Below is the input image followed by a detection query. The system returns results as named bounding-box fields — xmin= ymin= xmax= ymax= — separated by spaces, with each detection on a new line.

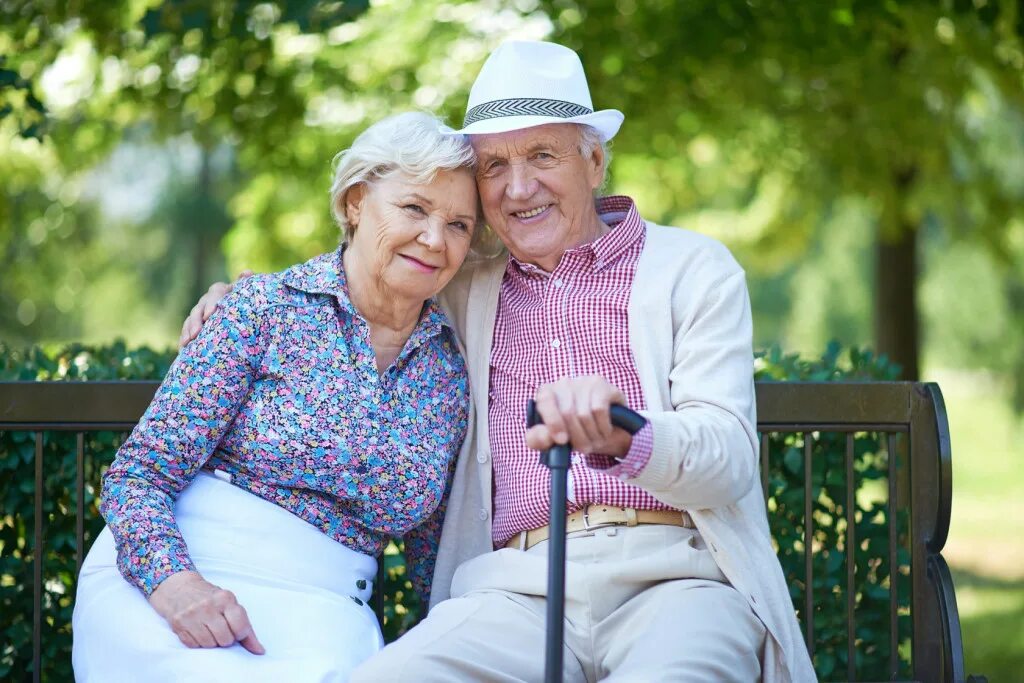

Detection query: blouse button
xmin=478 ymin=508 xmax=489 ymax=521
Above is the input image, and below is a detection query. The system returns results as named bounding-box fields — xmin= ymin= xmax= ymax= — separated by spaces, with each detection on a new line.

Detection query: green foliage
xmin=757 ymin=342 xmax=911 ymax=679
xmin=0 ymin=341 xmax=176 ymax=679
xmin=755 ymin=339 xmax=903 ymax=382
xmin=2 ymin=341 xmax=917 ymax=679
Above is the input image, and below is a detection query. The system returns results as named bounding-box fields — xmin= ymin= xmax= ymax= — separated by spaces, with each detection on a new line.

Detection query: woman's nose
xmin=419 ymin=219 xmax=445 ymax=250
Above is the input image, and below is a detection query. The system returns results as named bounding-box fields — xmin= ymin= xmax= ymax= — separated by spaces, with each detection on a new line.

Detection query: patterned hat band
xmin=463 ymin=97 xmax=594 ymax=127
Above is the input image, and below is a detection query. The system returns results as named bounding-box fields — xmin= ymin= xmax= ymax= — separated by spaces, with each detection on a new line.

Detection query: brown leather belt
xmin=504 ymin=505 xmax=695 ymax=551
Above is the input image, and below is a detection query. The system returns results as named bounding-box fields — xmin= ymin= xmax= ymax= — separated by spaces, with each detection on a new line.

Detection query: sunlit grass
xmin=929 ymin=369 xmax=1024 ymax=679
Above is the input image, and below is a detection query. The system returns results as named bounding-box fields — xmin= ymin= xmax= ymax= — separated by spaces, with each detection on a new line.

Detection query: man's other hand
xmin=178 ymin=271 xmax=253 ymax=347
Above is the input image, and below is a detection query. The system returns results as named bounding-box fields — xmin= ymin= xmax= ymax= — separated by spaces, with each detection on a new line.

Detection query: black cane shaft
xmin=524 ymin=399 xmax=646 ymax=683
xmin=545 ymin=457 xmax=569 ymax=683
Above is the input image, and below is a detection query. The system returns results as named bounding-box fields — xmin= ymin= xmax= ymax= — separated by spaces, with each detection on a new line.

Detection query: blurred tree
xmin=3 ymin=0 xmax=1022 ymax=391
xmin=0 ymin=0 xmax=546 ymax=343
xmin=544 ymin=0 xmax=1024 ymax=380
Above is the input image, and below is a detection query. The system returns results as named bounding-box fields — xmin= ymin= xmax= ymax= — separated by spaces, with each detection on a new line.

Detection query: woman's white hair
xmin=329 ymin=111 xmax=478 ymax=241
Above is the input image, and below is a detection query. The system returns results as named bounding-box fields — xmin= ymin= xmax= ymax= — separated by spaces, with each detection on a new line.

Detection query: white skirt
xmin=72 ymin=471 xmax=384 ymax=682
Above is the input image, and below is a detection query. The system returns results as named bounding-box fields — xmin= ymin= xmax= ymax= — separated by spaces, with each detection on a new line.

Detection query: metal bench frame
xmin=0 ymin=380 xmax=975 ymax=682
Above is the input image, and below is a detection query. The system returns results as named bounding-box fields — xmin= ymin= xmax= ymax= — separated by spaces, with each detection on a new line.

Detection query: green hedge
xmin=1 ymin=340 xmax=906 ymax=681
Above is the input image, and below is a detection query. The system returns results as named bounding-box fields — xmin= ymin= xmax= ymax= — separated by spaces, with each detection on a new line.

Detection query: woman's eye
xmin=403 ymin=204 xmax=425 ymax=214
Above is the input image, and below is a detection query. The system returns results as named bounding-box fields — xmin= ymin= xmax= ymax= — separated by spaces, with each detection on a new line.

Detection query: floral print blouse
xmin=100 ymin=247 xmax=469 ymax=604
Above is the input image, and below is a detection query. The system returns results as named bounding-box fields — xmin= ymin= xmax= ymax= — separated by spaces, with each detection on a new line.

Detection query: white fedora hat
xmin=454 ymin=40 xmax=624 ymax=141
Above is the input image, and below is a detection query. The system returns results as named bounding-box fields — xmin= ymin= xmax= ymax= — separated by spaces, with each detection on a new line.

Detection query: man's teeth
xmin=514 ymin=205 xmax=549 ymax=219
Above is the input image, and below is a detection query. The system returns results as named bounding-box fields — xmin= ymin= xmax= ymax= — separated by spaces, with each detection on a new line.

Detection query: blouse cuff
xmin=135 ymin=548 xmax=198 ymax=597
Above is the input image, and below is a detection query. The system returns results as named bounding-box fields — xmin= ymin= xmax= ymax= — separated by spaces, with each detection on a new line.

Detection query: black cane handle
xmin=526 ymin=399 xmax=647 ymax=435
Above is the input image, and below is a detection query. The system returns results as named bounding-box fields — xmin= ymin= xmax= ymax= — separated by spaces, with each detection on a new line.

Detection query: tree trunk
xmin=191 ymin=148 xmax=212 ymax=307
xmin=873 ymin=168 xmax=920 ymax=380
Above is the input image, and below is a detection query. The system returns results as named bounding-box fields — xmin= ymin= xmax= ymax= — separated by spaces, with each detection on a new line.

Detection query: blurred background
xmin=2 ymin=0 xmax=1022 ymax=677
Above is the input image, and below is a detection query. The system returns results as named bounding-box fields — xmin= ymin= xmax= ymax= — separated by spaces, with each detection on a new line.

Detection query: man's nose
xmin=505 ymin=162 xmax=537 ymax=201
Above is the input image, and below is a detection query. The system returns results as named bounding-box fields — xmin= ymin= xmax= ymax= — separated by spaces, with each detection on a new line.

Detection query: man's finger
xmin=571 ymin=391 xmax=607 ymax=449
xmin=201 ymin=300 xmax=217 ymax=321
xmin=534 ymin=391 xmax=569 ymax=444
xmin=588 ymin=391 xmax=615 ymax=437
xmin=525 ymin=425 xmax=555 ymax=451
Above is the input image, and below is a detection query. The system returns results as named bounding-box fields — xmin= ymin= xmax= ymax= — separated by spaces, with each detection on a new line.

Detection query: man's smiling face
xmin=471 ymin=123 xmax=605 ymax=271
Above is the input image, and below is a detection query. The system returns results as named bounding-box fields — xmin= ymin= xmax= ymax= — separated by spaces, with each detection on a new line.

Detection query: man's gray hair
xmin=577 ymin=123 xmax=612 ymax=192
xmin=329 ymin=112 xmax=478 ymax=240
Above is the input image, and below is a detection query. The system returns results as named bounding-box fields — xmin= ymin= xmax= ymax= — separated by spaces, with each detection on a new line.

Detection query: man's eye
xmin=449 ymin=221 xmax=469 ymax=232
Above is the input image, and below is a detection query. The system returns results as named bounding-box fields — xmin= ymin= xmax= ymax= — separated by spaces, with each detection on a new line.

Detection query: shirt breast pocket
xmin=488 ymin=364 xmax=538 ymax=426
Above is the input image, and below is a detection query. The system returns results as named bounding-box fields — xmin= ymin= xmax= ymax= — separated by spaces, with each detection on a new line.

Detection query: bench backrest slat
xmin=0 ymin=381 xmax=966 ymax=682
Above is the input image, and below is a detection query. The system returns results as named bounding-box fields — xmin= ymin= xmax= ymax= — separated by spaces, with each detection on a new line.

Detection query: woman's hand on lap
xmin=149 ymin=570 xmax=265 ymax=655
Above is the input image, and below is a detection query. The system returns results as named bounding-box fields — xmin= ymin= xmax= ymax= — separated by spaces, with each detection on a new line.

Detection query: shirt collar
xmin=282 ymin=245 xmax=453 ymax=336
xmin=507 ymin=194 xmax=645 ymax=276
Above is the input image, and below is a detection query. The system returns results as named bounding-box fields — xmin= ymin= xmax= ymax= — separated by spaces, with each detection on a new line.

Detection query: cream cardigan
xmin=433 ymin=221 xmax=816 ymax=682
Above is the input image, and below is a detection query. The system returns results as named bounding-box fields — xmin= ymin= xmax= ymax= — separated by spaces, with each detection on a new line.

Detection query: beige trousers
xmin=352 ymin=524 xmax=766 ymax=682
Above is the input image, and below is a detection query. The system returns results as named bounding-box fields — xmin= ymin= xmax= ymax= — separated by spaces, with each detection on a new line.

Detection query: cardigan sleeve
xmin=99 ymin=280 xmax=269 ymax=595
xmin=624 ymin=253 xmax=759 ymax=511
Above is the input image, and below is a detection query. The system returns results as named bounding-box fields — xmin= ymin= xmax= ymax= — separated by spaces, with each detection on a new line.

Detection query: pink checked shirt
xmin=489 ymin=196 xmax=675 ymax=546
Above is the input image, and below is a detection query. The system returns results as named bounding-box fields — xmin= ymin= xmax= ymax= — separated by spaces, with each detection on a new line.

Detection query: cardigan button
xmin=478 ymin=508 xmax=489 ymax=520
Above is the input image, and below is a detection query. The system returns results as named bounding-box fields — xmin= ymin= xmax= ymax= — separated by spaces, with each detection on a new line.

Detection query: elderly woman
xmin=72 ymin=111 xmax=479 ymax=681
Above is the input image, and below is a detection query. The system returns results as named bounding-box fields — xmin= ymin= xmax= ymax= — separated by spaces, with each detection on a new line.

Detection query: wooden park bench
xmin=0 ymin=380 xmax=982 ymax=682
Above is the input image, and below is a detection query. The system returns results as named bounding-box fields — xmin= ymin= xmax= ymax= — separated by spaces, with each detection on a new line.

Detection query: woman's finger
xmin=175 ymin=616 xmax=217 ymax=648
xmin=224 ymin=602 xmax=265 ymax=655
xmin=204 ymin=612 xmax=237 ymax=648
xmin=176 ymin=629 xmax=200 ymax=649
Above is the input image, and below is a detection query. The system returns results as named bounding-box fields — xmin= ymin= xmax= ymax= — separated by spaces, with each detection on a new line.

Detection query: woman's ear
xmin=344 ymin=184 xmax=366 ymax=230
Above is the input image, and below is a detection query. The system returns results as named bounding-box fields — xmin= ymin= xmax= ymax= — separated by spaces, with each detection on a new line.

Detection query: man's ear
xmin=344 ymin=184 xmax=366 ymax=229
xmin=587 ymin=144 xmax=606 ymax=192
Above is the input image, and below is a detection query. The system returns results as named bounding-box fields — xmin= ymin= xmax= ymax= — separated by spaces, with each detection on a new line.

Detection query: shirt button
xmin=478 ymin=508 xmax=489 ymax=520
xmin=550 ymin=338 xmax=561 ymax=349
xmin=554 ymin=279 xmax=564 ymax=288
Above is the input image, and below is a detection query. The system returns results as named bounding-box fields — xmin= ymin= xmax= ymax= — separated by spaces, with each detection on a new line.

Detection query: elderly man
xmin=183 ymin=40 xmax=814 ymax=682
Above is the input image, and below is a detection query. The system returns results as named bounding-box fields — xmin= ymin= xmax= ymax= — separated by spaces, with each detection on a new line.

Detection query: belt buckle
xmin=581 ymin=506 xmax=615 ymax=532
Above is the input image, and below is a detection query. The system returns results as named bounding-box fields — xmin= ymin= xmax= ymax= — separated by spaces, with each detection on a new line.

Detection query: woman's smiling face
xmin=344 ymin=168 xmax=478 ymax=302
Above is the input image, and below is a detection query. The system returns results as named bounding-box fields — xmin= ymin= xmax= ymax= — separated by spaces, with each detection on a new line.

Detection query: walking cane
xmin=526 ymin=400 xmax=647 ymax=683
